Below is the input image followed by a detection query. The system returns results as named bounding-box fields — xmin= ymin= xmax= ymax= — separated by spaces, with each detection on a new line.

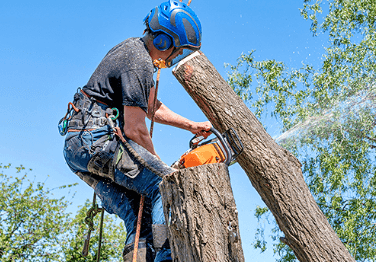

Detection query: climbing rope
xmin=131 ymin=60 xmax=164 ymax=262
xmin=82 ymin=193 xmax=105 ymax=261
xmin=97 ymin=207 xmax=105 ymax=262
xmin=113 ymin=128 xmax=165 ymax=178
xmin=149 ymin=61 xmax=163 ymax=136
xmin=132 ymin=195 xmax=145 ymax=262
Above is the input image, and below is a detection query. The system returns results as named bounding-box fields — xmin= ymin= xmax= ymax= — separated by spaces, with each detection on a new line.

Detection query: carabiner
xmin=58 ymin=117 xmax=68 ymax=136
xmin=111 ymin=108 xmax=119 ymax=120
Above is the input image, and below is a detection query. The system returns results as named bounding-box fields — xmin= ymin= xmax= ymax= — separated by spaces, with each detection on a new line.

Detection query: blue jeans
xmin=63 ymin=126 xmax=174 ymax=261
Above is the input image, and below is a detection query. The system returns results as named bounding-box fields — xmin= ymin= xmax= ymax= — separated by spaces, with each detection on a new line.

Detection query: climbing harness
xmin=61 ymin=87 xmax=165 ymax=261
xmin=59 ymin=82 xmax=168 ymax=261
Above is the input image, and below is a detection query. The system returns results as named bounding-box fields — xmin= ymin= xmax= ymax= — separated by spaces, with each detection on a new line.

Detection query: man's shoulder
xmin=107 ymin=37 xmax=152 ymax=70
xmin=112 ymin=37 xmax=143 ymax=51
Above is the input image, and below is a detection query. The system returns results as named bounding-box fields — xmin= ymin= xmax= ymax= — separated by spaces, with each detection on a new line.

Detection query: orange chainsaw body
xmin=179 ymin=142 xmax=226 ymax=168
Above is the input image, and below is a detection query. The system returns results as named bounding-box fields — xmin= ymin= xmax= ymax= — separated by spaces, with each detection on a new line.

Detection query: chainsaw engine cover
xmin=179 ymin=142 xmax=226 ymax=168
xmin=174 ymin=127 xmax=243 ymax=169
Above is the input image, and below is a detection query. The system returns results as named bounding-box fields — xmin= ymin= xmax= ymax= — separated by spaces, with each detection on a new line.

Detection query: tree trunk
xmin=171 ymin=51 xmax=355 ymax=262
xmin=159 ymin=163 xmax=244 ymax=262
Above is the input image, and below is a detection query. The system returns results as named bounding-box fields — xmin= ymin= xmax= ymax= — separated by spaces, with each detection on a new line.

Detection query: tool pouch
xmin=87 ymin=135 xmax=118 ymax=181
xmin=87 ymin=151 xmax=115 ymax=181
xmin=113 ymin=143 xmax=142 ymax=179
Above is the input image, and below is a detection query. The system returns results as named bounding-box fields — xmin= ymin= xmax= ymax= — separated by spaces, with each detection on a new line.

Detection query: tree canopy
xmin=0 ymin=164 xmax=126 ymax=261
xmin=60 ymin=199 xmax=127 ymax=262
xmin=226 ymin=0 xmax=376 ymax=261
xmin=0 ymin=164 xmax=74 ymax=261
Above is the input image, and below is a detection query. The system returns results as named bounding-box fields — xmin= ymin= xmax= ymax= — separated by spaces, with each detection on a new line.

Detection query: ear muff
xmin=153 ymin=33 xmax=173 ymax=51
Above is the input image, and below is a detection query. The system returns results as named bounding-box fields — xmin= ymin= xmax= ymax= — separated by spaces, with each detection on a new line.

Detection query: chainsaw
xmin=174 ymin=127 xmax=244 ymax=169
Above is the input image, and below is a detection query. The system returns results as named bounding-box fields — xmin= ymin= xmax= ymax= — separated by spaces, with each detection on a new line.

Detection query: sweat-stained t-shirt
xmin=82 ymin=37 xmax=155 ymax=114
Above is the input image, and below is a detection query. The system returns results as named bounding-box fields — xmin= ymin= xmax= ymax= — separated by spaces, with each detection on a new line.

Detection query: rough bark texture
xmin=159 ymin=163 xmax=244 ymax=262
xmin=171 ymin=51 xmax=355 ymax=262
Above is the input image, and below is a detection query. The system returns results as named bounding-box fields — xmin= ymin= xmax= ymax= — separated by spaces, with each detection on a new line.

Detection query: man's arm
xmin=122 ymin=86 xmax=211 ymax=156
xmin=123 ymin=105 xmax=158 ymax=156
xmin=147 ymin=86 xmax=212 ymax=135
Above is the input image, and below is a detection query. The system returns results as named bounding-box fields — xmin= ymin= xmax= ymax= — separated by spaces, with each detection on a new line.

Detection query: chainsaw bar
xmin=222 ymin=128 xmax=244 ymax=163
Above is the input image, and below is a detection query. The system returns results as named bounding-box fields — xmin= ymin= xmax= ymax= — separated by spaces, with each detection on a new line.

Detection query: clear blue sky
xmin=0 ymin=0 xmax=328 ymax=260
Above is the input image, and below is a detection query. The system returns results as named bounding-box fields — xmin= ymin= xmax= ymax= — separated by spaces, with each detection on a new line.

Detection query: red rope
xmin=133 ymin=62 xmax=163 ymax=262
xmin=132 ymin=195 xmax=145 ymax=262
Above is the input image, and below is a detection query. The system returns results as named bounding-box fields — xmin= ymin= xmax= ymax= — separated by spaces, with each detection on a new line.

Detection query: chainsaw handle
xmin=189 ymin=130 xmax=211 ymax=149
xmin=188 ymin=128 xmax=233 ymax=166
xmin=209 ymin=128 xmax=232 ymax=166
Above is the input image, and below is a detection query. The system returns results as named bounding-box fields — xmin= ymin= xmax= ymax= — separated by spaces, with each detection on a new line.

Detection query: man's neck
xmin=142 ymin=35 xmax=157 ymax=60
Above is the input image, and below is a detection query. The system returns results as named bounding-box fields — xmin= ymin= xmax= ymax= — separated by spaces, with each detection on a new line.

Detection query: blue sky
xmin=1 ymin=0 xmax=328 ymax=260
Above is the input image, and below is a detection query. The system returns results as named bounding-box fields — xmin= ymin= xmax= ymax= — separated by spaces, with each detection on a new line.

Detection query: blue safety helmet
xmin=144 ymin=0 xmax=202 ymax=67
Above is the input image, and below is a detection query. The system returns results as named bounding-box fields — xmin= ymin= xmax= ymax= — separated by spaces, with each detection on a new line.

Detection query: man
xmin=62 ymin=1 xmax=211 ymax=261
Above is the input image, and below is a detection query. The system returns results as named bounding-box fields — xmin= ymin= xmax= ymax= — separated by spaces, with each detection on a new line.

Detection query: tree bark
xmin=171 ymin=51 xmax=355 ymax=262
xmin=159 ymin=163 xmax=244 ymax=262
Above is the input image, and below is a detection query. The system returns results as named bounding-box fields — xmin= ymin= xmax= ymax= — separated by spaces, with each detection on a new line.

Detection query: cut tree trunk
xmin=159 ymin=163 xmax=244 ymax=262
xmin=170 ymin=51 xmax=355 ymax=262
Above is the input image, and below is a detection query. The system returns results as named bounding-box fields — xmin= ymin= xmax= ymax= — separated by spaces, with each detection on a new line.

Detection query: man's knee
xmin=152 ymin=224 xmax=169 ymax=252
xmin=76 ymin=172 xmax=99 ymax=189
xmin=122 ymin=238 xmax=154 ymax=262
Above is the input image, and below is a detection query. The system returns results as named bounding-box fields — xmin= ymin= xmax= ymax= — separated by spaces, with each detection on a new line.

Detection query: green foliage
xmin=0 ymin=164 xmax=75 ymax=261
xmin=253 ymin=206 xmax=270 ymax=253
xmin=0 ymin=164 xmax=126 ymax=261
xmin=226 ymin=0 xmax=376 ymax=261
xmin=60 ymin=200 xmax=126 ymax=262
xmin=226 ymin=52 xmax=313 ymax=129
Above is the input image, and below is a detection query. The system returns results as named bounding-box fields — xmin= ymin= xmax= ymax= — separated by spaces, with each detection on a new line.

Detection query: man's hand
xmin=190 ymin=121 xmax=212 ymax=138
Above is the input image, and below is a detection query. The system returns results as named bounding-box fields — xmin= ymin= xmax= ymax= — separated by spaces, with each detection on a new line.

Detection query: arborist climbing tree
xmin=59 ymin=1 xmax=211 ymax=261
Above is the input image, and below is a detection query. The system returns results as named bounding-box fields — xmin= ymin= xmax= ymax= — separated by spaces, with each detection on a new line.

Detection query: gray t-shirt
xmin=83 ymin=37 xmax=154 ymax=113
